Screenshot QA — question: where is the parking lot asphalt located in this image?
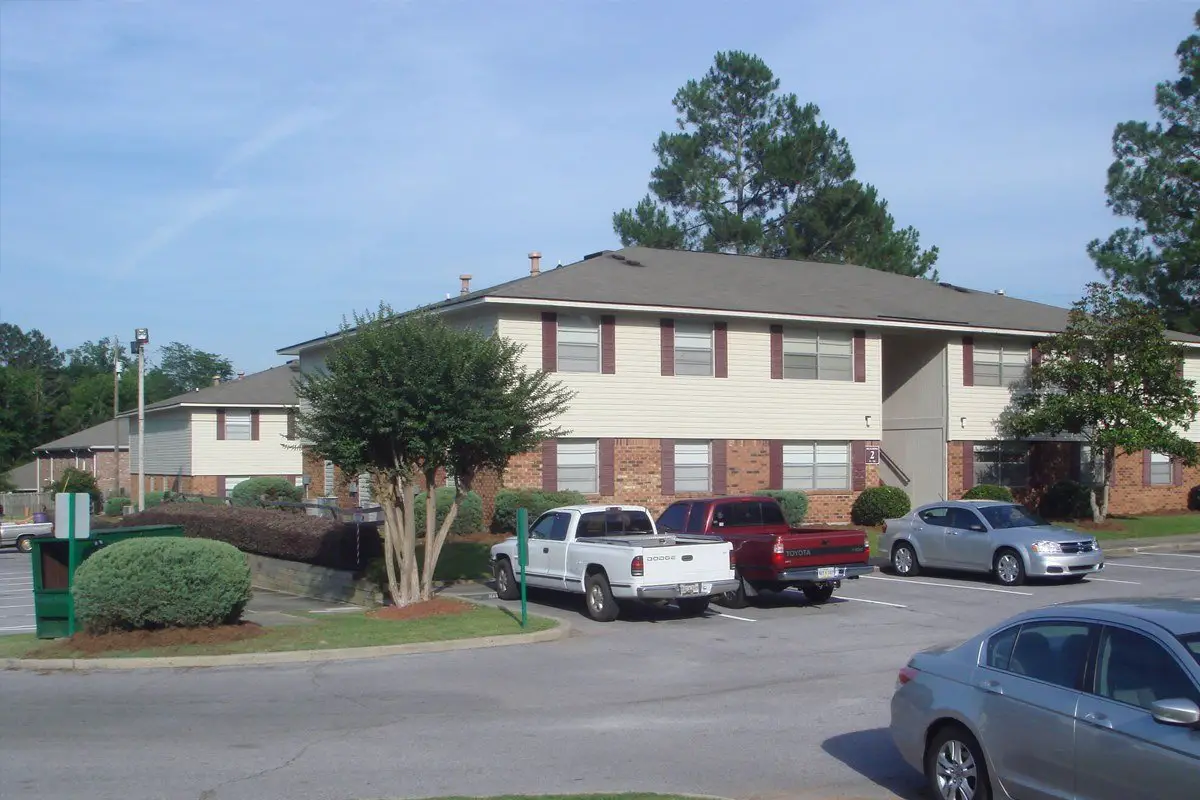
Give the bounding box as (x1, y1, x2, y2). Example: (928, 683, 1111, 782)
(2, 544, 1198, 800)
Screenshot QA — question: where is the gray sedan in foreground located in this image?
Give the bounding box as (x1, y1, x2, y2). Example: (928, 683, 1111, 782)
(890, 599, 1200, 800)
(880, 500, 1104, 586)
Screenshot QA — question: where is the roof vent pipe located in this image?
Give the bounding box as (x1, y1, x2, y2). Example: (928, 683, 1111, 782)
(529, 251, 541, 276)
(459, 274, 472, 295)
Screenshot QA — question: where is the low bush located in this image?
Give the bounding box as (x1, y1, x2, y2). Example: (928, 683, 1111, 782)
(73, 537, 251, 633)
(414, 487, 484, 537)
(491, 489, 588, 533)
(230, 476, 303, 507)
(851, 486, 911, 526)
(753, 490, 809, 525)
(102, 496, 128, 517)
(50, 467, 103, 513)
(1040, 480, 1094, 520)
(963, 484, 1015, 502)
(144, 490, 171, 508)
(1190, 485, 1200, 512)
(115, 503, 383, 571)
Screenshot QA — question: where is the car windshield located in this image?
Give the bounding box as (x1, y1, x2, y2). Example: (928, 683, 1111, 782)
(1179, 633, 1200, 667)
(978, 504, 1047, 530)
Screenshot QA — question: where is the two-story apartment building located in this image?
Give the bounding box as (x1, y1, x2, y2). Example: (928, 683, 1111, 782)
(279, 247, 1200, 522)
(125, 363, 303, 498)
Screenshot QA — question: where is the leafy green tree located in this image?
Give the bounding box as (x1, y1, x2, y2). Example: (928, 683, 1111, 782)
(296, 306, 572, 604)
(1089, 12, 1200, 333)
(65, 337, 133, 376)
(0, 366, 65, 473)
(1000, 284, 1198, 521)
(0, 323, 63, 370)
(148, 342, 235, 396)
(50, 466, 104, 513)
(614, 50, 938, 277)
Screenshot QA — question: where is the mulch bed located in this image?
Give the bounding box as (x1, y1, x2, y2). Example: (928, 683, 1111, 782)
(367, 597, 473, 621)
(35, 622, 266, 656)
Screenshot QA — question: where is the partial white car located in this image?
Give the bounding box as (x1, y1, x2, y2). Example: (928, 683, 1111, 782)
(0, 522, 52, 553)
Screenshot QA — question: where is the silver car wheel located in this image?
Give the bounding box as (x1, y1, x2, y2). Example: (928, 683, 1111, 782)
(893, 545, 914, 575)
(496, 565, 510, 593)
(935, 738, 980, 800)
(588, 584, 605, 614)
(996, 553, 1021, 585)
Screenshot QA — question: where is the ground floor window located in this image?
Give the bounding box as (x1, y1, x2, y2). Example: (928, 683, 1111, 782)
(783, 441, 850, 490)
(323, 460, 335, 495)
(1149, 452, 1173, 485)
(224, 476, 250, 498)
(973, 441, 1029, 488)
(674, 441, 712, 493)
(558, 441, 598, 494)
(1079, 444, 1104, 485)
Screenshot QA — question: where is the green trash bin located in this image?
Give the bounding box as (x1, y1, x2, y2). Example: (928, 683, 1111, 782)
(30, 524, 185, 639)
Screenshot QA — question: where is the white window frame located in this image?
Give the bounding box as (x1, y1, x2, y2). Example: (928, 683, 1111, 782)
(557, 316, 600, 373)
(782, 441, 851, 491)
(357, 473, 373, 504)
(224, 476, 250, 498)
(973, 441, 1030, 488)
(1149, 452, 1173, 486)
(323, 460, 335, 495)
(783, 329, 853, 381)
(674, 321, 713, 376)
(557, 440, 598, 494)
(973, 340, 1028, 387)
(224, 410, 252, 441)
(1079, 444, 1103, 486)
(674, 441, 712, 493)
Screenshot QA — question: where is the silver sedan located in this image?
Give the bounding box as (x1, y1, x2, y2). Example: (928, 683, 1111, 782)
(890, 599, 1200, 800)
(880, 500, 1104, 587)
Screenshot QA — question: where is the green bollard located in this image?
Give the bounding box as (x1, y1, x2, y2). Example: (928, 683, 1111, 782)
(517, 507, 529, 628)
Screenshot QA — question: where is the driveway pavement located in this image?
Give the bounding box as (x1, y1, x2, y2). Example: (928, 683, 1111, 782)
(3, 546, 1199, 800)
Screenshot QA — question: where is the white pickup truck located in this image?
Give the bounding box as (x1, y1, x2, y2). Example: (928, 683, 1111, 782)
(489, 504, 738, 621)
(1, 522, 52, 552)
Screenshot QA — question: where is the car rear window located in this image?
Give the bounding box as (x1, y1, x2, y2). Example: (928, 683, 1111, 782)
(577, 510, 654, 537)
(657, 503, 689, 533)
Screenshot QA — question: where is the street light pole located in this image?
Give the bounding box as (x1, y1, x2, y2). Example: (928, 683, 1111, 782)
(113, 335, 121, 499)
(134, 328, 149, 511)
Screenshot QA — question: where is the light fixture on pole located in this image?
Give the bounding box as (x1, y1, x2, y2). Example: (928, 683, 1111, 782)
(134, 328, 150, 511)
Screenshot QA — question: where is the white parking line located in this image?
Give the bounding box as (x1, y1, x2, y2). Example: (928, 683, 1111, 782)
(839, 596, 908, 609)
(0, 625, 35, 632)
(1086, 577, 1141, 585)
(308, 606, 364, 614)
(710, 611, 757, 622)
(0, 603, 33, 609)
(1106, 562, 1200, 573)
(0, 578, 33, 584)
(862, 575, 1034, 596)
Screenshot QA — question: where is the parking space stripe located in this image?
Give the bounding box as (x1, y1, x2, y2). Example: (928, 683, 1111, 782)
(862, 575, 1034, 596)
(308, 606, 365, 614)
(0, 625, 35, 632)
(0, 603, 33, 609)
(710, 611, 757, 622)
(1086, 577, 1141, 585)
(1106, 562, 1200, 573)
(839, 596, 908, 608)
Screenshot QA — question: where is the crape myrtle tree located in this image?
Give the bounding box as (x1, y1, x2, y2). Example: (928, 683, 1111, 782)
(1000, 284, 1198, 522)
(295, 305, 573, 605)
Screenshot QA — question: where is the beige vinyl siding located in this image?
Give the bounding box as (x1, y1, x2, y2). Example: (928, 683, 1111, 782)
(190, 409, 302, 475)
(1185, 352, 1200, 442)
(129, 410, 192, 475)
(947, 337, 1019, 441)
(498, 309, 880, 438)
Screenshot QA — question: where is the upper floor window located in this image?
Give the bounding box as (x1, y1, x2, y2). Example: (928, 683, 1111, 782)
(674, 441, 712, 492)
(784, 329, 853, 381)
(974, 441, 1029, 487)
(1149, 452, 1173, 485)
(783, 441, 851, 490)
(224, 410, 252, 441)
(557, 441, 598, 494)
(974, 340, 1028, 387)
(674, 322, 713, 376)
(557, 316, 600, 373)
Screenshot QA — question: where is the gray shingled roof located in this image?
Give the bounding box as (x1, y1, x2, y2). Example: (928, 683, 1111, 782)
(4, 461, 40, 492)
(33, 418, 129, 453)
(131, 362, 299, 415)
(279, 246, 1200, 353)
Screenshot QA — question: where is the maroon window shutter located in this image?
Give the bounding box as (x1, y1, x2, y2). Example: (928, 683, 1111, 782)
(599, 438, 615, 495)
(853, 330, 867, 382)
(713, 322, 728, 378)
(1031, 342, 1043, 367)
(216, 409, 226, 440)
(541, 440, 558, 492)
(770, 325, 783, 380)
(601, 315, 616, 375)
(768, 440, 783, 490)
(216, 476, 226, 498)
(851, 441, 867, 491)
(661, 439, 675, 495)
(1173, 458, 1184, 487)
(962, 337, 975, 386)
(660, 319, 675, 376)
(541, 312, 557, 372)
(962, 441, 975, 491)
(1069, 442, 1083, 482)
(712, 440, 727, 494)
(1142, 449, 1152, 486)
(286, 410, 296, 440)
(250, 410, 260, 441)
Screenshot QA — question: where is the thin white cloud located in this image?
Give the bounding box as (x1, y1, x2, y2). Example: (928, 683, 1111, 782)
(214, 107, 336, 179)
(117, 188, 240, 276)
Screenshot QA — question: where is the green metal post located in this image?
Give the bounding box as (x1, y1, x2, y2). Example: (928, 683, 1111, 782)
(517, 507, 528, 628)
(66, 494, 78, 637)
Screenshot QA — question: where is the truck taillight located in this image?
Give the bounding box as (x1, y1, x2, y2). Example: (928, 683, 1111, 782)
(729, 548, 736, 570)
(631, 555, 644, 577)
(772, 539, 785, 565)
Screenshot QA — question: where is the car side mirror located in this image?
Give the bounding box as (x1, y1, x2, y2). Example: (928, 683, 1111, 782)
(1150, 698, 1200, 727)
(969, 524, 986, 533)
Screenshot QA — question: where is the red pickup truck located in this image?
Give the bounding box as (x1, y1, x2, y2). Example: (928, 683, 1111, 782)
(656, 495, 873, 608)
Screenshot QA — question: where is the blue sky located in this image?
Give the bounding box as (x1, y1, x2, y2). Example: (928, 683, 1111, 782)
(0, 1, 1191, 373)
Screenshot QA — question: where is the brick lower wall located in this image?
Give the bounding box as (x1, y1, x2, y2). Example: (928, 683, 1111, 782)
(35, 451, 131, 497)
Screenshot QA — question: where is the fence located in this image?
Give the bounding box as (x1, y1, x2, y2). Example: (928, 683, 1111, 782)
(0, 492, 53, 521)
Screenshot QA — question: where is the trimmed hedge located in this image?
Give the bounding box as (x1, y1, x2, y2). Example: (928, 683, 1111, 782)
(851, 486, 912, 526)
(145, 490, 171, 508)
(753, 490, 809, 526)
(51, 467, 103, 513)
(103, 496, 128, 517)
(73, 537, 251, 633)
(1190, 485, 1200, 512)
(230, 476, 303, 507)
(963, 484, 1015, 502)
(491, 489, 588, 533)
(414, 487, 484, 537)
(115, 503, 383, 571)
(1040, 480, 1093, 520)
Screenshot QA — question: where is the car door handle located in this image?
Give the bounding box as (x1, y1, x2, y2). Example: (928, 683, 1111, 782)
(1082, 712, 1113, 729)
(978, 679, 1004, 695)
(946, 530, 959, 536)
(542, 547, 549, 554)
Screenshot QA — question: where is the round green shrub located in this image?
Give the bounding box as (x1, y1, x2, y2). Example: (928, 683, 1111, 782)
(1040, 480, 1093, 520)
(491, 489, 588, 533)
(851, 486, 912, 526)
(51, 467, 103, 513)
(1189, 485, 1200, 512)
(144, 490, 169, 508)
(414, 487, 484, 537)
(963, 484, 1015, 502)
(103, 496, 128, 517)
(753, 490, 809, 525)
(230, 476, 303, 507)
(73, 537, 252, 634)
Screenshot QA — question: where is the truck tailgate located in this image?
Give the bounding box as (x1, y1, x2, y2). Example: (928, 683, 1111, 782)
(777, 529, 868, 568)
(640, 541, 733, 585)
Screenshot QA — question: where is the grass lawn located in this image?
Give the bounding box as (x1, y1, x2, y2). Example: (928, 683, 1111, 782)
(1063, 513, 1200, 540)
(0, 603, 554, 661)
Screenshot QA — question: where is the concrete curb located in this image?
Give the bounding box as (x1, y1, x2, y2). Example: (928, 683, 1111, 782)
(2, 617, 569, 672)
(1104, 540, 1200, 558)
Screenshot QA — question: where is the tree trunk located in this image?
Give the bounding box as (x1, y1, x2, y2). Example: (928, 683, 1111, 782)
(377, 473, 420, 607)
(399, 481, 419, 606)
(420, 487, 462, 599)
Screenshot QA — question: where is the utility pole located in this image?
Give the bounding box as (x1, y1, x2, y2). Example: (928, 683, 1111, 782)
(113, 335, 122, 499)
(134, 328, 150, 511)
